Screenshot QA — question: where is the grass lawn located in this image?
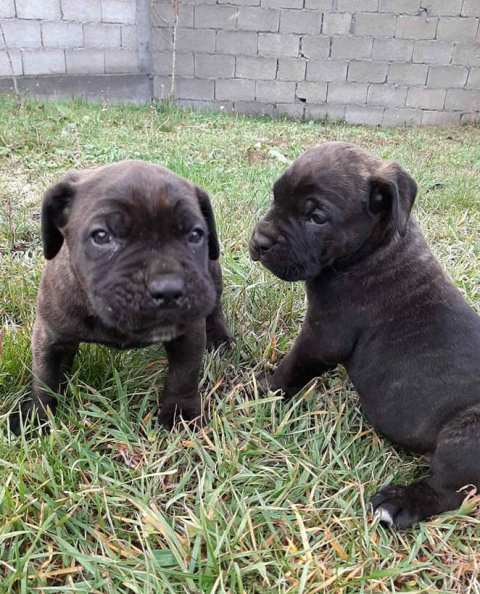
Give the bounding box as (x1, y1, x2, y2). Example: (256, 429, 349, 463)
(0, 97, 479, 594)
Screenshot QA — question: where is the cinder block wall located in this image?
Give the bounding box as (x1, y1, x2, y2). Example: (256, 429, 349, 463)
(0, 0, 139, 77)
(1, 0, 479, 124)
(153, 0, 480, 125)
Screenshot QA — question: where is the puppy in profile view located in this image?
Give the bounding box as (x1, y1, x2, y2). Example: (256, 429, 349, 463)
(250, 141, 480, 529)
(11, 160, 231, 434)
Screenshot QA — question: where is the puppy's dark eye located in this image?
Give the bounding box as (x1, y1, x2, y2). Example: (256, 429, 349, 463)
(307, 211, 328, 225)
(90, 229, 112, 245)
(187, 227, 205, 245)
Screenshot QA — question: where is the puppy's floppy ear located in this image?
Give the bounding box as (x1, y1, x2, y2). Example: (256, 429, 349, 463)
(195, 186, 220, 260)
(367, 163, 417, 237)
(41, 174, 77, 260)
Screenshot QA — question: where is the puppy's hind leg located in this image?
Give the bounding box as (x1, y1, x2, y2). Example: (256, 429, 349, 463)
(206, 259, 232, 350)
(372, 404, 480, 529)
(9, 318, 78, 435)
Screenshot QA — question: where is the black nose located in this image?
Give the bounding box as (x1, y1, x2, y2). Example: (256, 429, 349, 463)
(252, 230, 275, 253)
(148, 274, 185, 307)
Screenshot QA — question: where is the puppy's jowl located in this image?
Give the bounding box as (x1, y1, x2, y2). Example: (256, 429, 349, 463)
(12, 160, 231, 433)
(250, 141, 480, 529)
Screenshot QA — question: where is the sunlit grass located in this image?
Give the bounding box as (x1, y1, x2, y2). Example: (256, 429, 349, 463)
(0, 97, 479, 593)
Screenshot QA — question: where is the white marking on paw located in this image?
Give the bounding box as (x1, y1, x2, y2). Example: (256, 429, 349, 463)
(375, 507, 394, 526)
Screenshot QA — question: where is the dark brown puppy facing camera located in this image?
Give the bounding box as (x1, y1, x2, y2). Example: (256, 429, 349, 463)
(250, 142, 480, 529)
(11, 160, 231, 434)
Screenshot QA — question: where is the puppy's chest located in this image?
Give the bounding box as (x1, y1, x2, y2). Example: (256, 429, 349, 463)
(78, 316, 178, 349)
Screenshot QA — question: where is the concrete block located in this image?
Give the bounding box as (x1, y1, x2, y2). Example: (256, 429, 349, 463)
(323, 12, 352, 35)
(379, 0, 420, 13)
(23, 49, 65, 75)
(195, 5, 237, 30)
(296, 80, 327, 102)
(305, 103, 346, 121)
(176, 28, 216, 53)
(406, 87, 446, 109)
(412, 40, 453, 64)
(460, 111, 480, 123)
(462, 0, 480, 17)
(421, 110, 461, 124)
(353, 13, 397, 37)
(121, 25, 137, 48)
(305, 0, 333, 8)
(383, 107, 422, 125)
(152, 27, 171, 51)
(237, 7, 279, 31)
(280, 9, 322, 34)
(345, 106, 384, 125)
(16, 0, 60, 20)
(452, 43, 480, 66)
(176, 77, 215, 100)
(307, 59, 348, 81)
(0, 0, 15, 18)
(4, 73, 150, 102)
(256, 79, 295, 101)
(275, 103, 304, 118)
(42, 22, 83, 48)
(396, 15, 438, 39)
(153, 76, 171, 99)
(219, 0, 259, 5)
(348, 61, 388, 83)
(427, 65, 468, 88)
(300, 35, 330, 59)
(176, 99, 233, 113)
(102, 0, 136, 24)
(368, 84, 407, 106)
(153, 52, 194, 76)
(328, 82, 368, 104)
(467, 68, 480, 89)
(235, 100, 275, 116)
(216, 31, 258, 55)
(261, 0, 303, 8)
(420, 0, 462, 16)
(0, 50, 22, 75)
(436, 17, 479, 41)
(337, 0, 378, 10)
(389, 63, 428, 85)
(152, 2, 194, 27)
(179, 99, 234, 113)
(1, 20, 41, 48)
(66, 49, 105, 74)
(445, 88, 480, 110)
(331, 37, 372, 59)
(61, 0, 102, 22)
(105, 48, 138, 72)
(84, 24, 121, 48)
(259, 33, 299, 56)
(236, 56, 277, 79)
(195, 53, 235, 78)
(180, 0, 216, 4)
(216, 78, 255, 100)
(372, 38, 413, 61)
(277, 57, 306, 81)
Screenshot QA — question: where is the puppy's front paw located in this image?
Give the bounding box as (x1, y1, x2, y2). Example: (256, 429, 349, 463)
(254, 372, 272, 395)
(371, 482, 440, 530)
(254, 372, 303, 399)
(157, 397, 202, 430)
(8, 410, 24, 436)
(206, 323, 234, 351)
(7, 400, 52, 437)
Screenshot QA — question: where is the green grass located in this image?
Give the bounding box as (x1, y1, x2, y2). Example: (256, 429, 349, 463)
(0, 97, 479, 594)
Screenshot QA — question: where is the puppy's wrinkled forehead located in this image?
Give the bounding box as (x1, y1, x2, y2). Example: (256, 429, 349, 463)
(72, 161, 200, 230)
(275, 142, 380, 205)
